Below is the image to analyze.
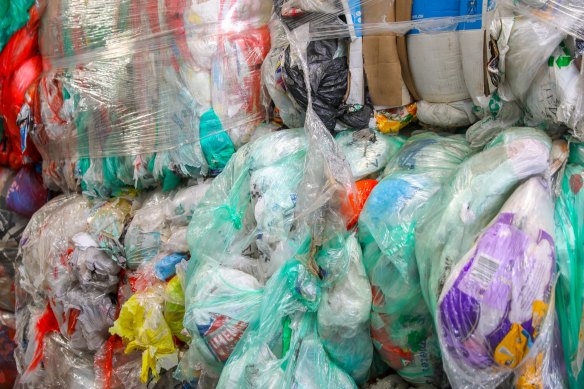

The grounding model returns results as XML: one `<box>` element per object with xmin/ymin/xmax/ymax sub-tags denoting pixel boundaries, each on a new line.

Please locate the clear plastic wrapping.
<box><xmin>32</xmin><ymin>0</ymin><xmax>271</xmax><ymax>193</ymax></box>
<box><xmin>499</xmin><ymin>0</ymin><xmax>584</xmax><ymax>41</ymax></box>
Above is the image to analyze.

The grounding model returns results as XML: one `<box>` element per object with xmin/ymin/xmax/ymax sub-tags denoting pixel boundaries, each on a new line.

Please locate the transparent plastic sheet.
<box><xmin>32</xmin><ymin>0</ymin><xmax>272</xmax><ymax>194</ymax></box>
<box><xmin>555</xmin><ymin>142</ymin><xmax>584</xmax><ymax>388</ymax></box>
<box><xmin>358</xmin><ymin>132</ymin><xmax>473</xmax><ymax>386</ymax></box>
<box><xmin>437</xmin><ymin>176</ymin><xmax>565</xmax><ymax>388</ymax></box>
<box><xmin>0</xmin><ymin>0</ymin><xmax>44</xmax><ymax>170</ymax></box>
<box><xmin>499</xmin><ymin>0</ymin><xmax>584</xmax><ymax>41</ymax></box>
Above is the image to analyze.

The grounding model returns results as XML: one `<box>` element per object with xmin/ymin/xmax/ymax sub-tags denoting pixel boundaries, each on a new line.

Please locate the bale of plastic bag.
<box><xmin>416</xmin><ymin>128</ymin><xmax>552</xmax><ymax>316</ymax></box>
<box><xmin>438</xmin><ymin>176</ymin><xmax>563</xmax><ymax>387</ymax></box>
<box><xmin>32</xmin><ymin>0</ymin><xmax>270</xmax><ymax>195</ymax></box>
<box><xmin>358</xmin><ymin>132</ymin><xmax>472</xmax><ymax>385</ymax></box>
<box><xmin>555</xmin><ymin>142</ymin><xmax>584</xmax><ymax>388</ymax></box>
<box><xmin>15</xmin><ymin>195</ymin><xmax>133</xmax><ymax>383</ymax></box>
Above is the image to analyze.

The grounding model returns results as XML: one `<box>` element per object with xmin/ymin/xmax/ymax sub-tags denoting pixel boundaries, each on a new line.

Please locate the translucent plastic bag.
<box><xmin>217</xmin><ymin>260</ymin><xmax>357</xmax><ymax>389</ymax></box>
<box><xmin>125</xmin><ymin>181</ymin><xmax>211</xmax><ymax>269</ymax></box>
<box><xmin>416</xmin><ymin>128</ymin><xmax>552</xmax><ymax>315</ymax></box>
<box><xmin>317</xmin><ymin>234</ymin><xmax>372</xmax><ymax>384</ymax></box>
<box><xmin>358</xmin><ymin>132</ymin><xmax>472</xmax><ymax>385</ymax></box>
<box><xmin>109</xmin><ymin>284</ymin><xmax>178</xmax><ymax>383</ymax></box>
<box><xmin>335</xmin><ymin>129</ymin><xmax>405</xmax><ymax>180</ymax></box>
<box><xmin>438</xmin><ymin>176</ymin><xmax>563</xmax><ymax>388</ymax></box>
<box><xmin>555</xmin><ymin>142</ymin><xmax>584</xmax><ymax>388</ymax></box>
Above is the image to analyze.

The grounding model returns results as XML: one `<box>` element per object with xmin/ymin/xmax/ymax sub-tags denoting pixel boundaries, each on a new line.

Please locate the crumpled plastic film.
<box><xmin>14</xmin><ymin>194</ymin><xmax>134</xmax><ymax>384</ymax></box>
<box><xmin>31</xmin><ymin>0</ymin><xmax>271</xmax><ymax>194</ymax></box>
<box><xmin>124</xmin><ymin>181</ymin><xmax>211</xmax><ymax>269</ymax></box>
<box><xmin>467</xmin><ymin>6</ymin><xmax>584</xmax><ymax>147</ymax></box>
<box><xmin>500</xmin><ymin>0</ymin><xmax>584</xmax><ymax>41</ymax></box>
<box><xmin>358</xmin><ymin>132</ymin><xmax>472</xmax><ymax>385</ymax></box>
<box><xmin>109</xmin><ymin>284</ymin><xmax>178</xmax><ymax>383</ymax></box>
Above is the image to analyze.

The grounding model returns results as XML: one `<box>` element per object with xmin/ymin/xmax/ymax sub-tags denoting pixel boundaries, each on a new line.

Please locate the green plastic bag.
<box><xmin>0</xmin><ymin>0</ymin><xmax>34</xmax><ymax>51</ymax></box>
<box><xmin>555</xmin><ymin>142</ymin><xmax>584</xmax><ymax>389</ymax></box>
<box><xmin>217</xmin><ymin>260</ymin><xmax>357</xmax><ymax>389</ymax></box>
<box><xmin>358</xmin><ymin>132</ymin><xmax>472</xmax><ymax>385</ymax></box>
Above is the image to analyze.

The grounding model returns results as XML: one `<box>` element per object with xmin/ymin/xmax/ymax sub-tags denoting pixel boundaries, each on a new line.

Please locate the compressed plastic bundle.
<box><xmin>416</xmin><ymin>128</ymin><xmax>552</xmax><ymax>315</ymax></box>
<box><xmin>406</xmin><ymin>0</ymin><xmax>493</xmax><ymax>128</ymax></box>
<box><xmin>358</xmin><ymin>132</ymin><xmax>472</xmax><ymax>385</ymax></box>
<box><xmin>0</xmin><ymin>0</ymin><xmax>43</xmax><ymax>170</ymax></box>
<box><xmin>32</xmin><ymin>0</ymin><xmax>271</xmax><ymax>195</ymax></box>
<box><xmin>555</xmin><ymin>142</ymin><xmax>584</xmax><ymax>388</ymax></box>
<box><xmin>14</xmin><ymin>196</ymin><xmax>131</xmax><ymax>383</ymax></box>
<box><xmin>181</xmin><ymin>103</ymin><xmax>374</xmax><ymax>386</ymax></box>
<box><xmin>438</xmin><ymin>174</ymin><xmax>565</xmax><ymax>387</ymax></box>
<box><xmin>467</xmin><ymin>8</ymin><xmax>584</xmax><ymax>147</ymax></box>
<box><xmin>264</xmin><ymin>2</ymin><xmax>374</xmax><ymax>133</ymax></box>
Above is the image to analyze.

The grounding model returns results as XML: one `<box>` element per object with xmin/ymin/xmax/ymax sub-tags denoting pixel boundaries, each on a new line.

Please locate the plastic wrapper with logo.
<box><xmin>32</xmin><ymin>0</ymin><xmax>271</xmax><ymax>195</ymax></box>
<box><xmin>416</xmin><ymin>128</ymin><xmax>552</xmax><ymax>317</ymax></box>
<box><xmin>358</xmin><ymin>132</ymin><xmax>472</xmax><ymax>385</ymax></box>
<box><xmin>438</xmin><ymin>176</ymin><xmax>564</xmax><ymax>388</ymax></box>
<box><xmin>555</xmin><ymin>142</ymin><xmax>584</xmax><ymax>388</ymax></box>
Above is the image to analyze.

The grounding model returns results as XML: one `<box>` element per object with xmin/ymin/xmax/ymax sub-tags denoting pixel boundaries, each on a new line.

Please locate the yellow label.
<box><xmin>494</xmin><ymin>323</ymin><xmax>528</xmax><ymax>368</ymax></box>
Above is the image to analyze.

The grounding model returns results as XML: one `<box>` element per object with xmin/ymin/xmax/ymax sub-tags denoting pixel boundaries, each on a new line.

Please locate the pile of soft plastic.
<box><xmin>6</xmin><ymin>0</ymin><xmax>584</xmax><ymax>388</ymax></box>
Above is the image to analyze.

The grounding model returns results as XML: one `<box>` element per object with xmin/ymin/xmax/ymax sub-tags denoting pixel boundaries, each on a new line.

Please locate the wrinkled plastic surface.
<box><xmin>359</xmin><ymin>132</ymin><xmax>472</xmax><ymax>385</ymax></box>
<box><xmin>0</xmin><ymin>1</ymin><xmax>43</xmax><ymax>169</ymax></box>
<box><xmin>438</xmin><ymin>176</ymin><xmax>562</xmax><ymax>388</ymax></box>
<box><xmin>500</xmin><ymin>0</ymin><xmax>584</xmax><ymax>41</ymax></box>
<box><xmin>416</xmin><ymin>128</ymin><xmax>552</xmax><ymax>316</ymax></box>
<box><xmin>33</xmin><ymin>0</ymin><xmax>271</xmax><ymax>193</ymax></box>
